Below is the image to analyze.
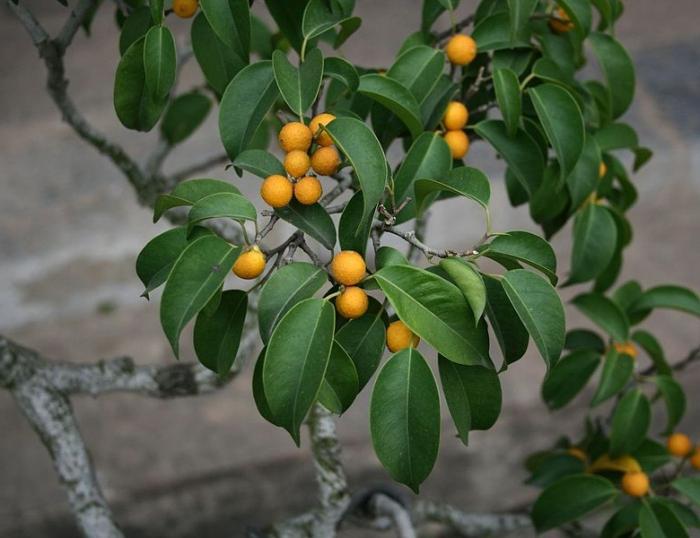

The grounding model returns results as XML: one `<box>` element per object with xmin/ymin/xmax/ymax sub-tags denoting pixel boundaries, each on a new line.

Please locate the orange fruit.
<box><xmin>260</xmin><ymin>175</ymin><xmax>293</xmax><ymax>208</ymax></box>
<box><xmin>443</xmin><ymin>130</ymin><xmax>470</xmax><ymax>159</ymax></box>
<box><xmin>172</xmin><ymin>0</ymin><xmax>198</xmax><ymax>18</ymax></box>
<box><xmin>294</xmin><ymin>176</ymin><xmax>323</xmax><ymax>205</ymax></box>
<box><xmin>443</xmin><ymin>101</ymin><xmax>469</xmax><ymax>130</ymax></box>
<box><xmin>621</xmin><ymin>471</ymin><xmax>649</xmax><ymax>497</ymax></box>
<box><xmin>278</xmin><ymin>122</ymin><xmax>313</xmax><ymax>152</ymax></box>
<box><xmin>232</xmin><ymin>246</ymin><xmax>266</xmax><ymax>279</ymax></box>
<box><xmin>386</xmin><ymin>321</ymin><xmax>420</xmax><ymax>352</ymax></box>
<box><xmin>330</xmin><ymin>251</ymin><xmax>366</xmax><ymax>286</ymax></box>
<box><xmin>335</xmin><ymin>287</ymin><xmax>369</xmax><ymax>319</ymax></box>
<box><xmin>444</xmin><ymin>34</ymin><xmax>478</xmax><ymax>66</ymax></box>
<box><xmin>667</xmin><ymin>433</ymin><xmax>693</xmax><ymax>457</ymax></box>
<box><xmin>309</xmin><ymin>113</ymin><xmax>336</xmax><ymax>147</ymax></box>
<box><xmin>311</xmin><ymin>146</ymin><xmax>340</xmax><ymax>176</ymax></box>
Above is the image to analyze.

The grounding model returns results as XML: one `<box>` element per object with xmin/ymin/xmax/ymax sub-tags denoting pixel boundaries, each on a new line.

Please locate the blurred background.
<box><xmin>1</xmin><ymin>0</ymin><xmax>699</xmax><ymax>536</ymax></box>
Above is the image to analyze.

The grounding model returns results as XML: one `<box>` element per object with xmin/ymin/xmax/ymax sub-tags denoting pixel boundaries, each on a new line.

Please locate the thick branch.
<box><xmin>412</xmin><ymin>500</ymin><xmax>532</xmax><ymax>536</ymax></box>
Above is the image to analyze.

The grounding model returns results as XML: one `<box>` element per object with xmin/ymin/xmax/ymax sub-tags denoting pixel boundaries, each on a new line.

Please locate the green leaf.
<box><xmin>492</xmin><ymin>49</ymin><xmax>534</xmax><ymax>76</ymax></box>
<box><xmin>566</xmin><ymin>135</ymin><xmax>602</xmax><ymax>210</ymax></box>
<box><xmin>250</xmin><ymin>14</ymin><xmax>273</xmax><ymax>58</ymax></box>
<box><xmin>634</xmin><ymin>439</ymin><xmax>672</xmax><ymax>474</ymax></box>
<box><xmin>160</xmin><ymin>91</ymin><xmax>212</xmax><ymax>145</ymax></box>
<box><xmin>370</xmin><ymin>348</ymin><xmax>440</xmax><ymax>493</ymax></box>
<box><xmin>557</xmin><ymin>0</ymin><xmax>593</xmax><ymax>38</ymax></box>
<box><xmin>501</xmin><ymin>269</ymin><xmax>565</xmax><ymax>369</ymax></box>
<box><xmin>567</xmin><ymin>203</ymin><xmax>617</xmax><ymax>285</ymax></box>
<box><xmin>588</xmin><ymin>32</ymin><xmax>635</xmax><ymax>119</ymax></box>
<box><xmin>483</xmin><ymin>275</ymin><xmax>530</xmax><ymax>365</ymax></box>
<box><xmin>264</xmin><ymin>0</ymin><xmax>306</xmax><ymax>52</ymax></box>
<box><xmin>324</xmin><ymin>56</ymin><xmax>359</xmax><ymax>91</ymax></box>
<box><xmin>572</xmin><ymin>292</ymin><xmax>629</xmax><ymax>342</ymax></box>
<box><xmin>414</xmin><ymin>166</ymin><xmax>490</xmax><ymax>217</ymax></box>
<box><xmin>439</xmin><ymin>259</ymin><xmax>486</xmax><ymax>325</ymax></box>
<box><xmin>672</xmin><ymin>478</ymin><xmax>700</xmax><ymax>507</ymax></box>
<box><xmin>493</xmin><ymin>68</ymin><xmax>521</xmax><ymax>136</ymax></box>
<box><xmin>542</xmin><ymin>350</ymin><xmax>600</xmax><ymax>409</ymax></box>
<box><xmin>258</xmin><ymin>262</ymin><xmax>327</xmax><ymax>343</ymax></box>
<box><xmin>187</xmin><ymin>192</ymin><xmax>257</xmax><ymax>233</ymax></box>
<box><xmin>219</xmin><ymin>61</ymin><xmax>279</xmax><ymax>160</ymax></box>
<box><xmin>263</xmin><ymin>298</ymin><xmax>335</xmax><ymax>444</ymax></box>
<box><xmin>481</xmin><ymin>231</ymin><xmax>557</xmax><ymax>285</ymax></box>
<box><xmin>654</xmin><ymin>376</ymin><xmax>686</xmax><ymax>435</ymax></box>
<box><xmin>565</xmin><ymin>328</ymin><xmax>606</xmax><ymax>353</ymax></box>
<box><xmin>153</xmin><ymin>179</ymin><xmax>240</xmax><ymax>222</ymax></box>
<box><xmin>473</xmin><ymin>12</ymin><xmax>527</xmax><ymax>50</ymax></box>
<box><xmin>199</xmin><ymin>0</ymin><xmax>250</xmax><ymax>63</ymax></box>
<box><xmin>595</xmin><ymin>122</ymin><xmax>639</xmax><ymax>151</ymax></box>
<box><xmin>528</xmin><ymin>454</ymin><xmax>587</xmax><ymax>489</ymax></box>
<box><xmin>591</xmin><ymin>348</ymin><xmax>634</xmax><ymax>406</ymax></box>
<box><xmin>610</xmin><ymin>389</ymin><xmax>651</xmax><ymax>457</ymax></box>
<box><xmin>532</xmin><ymin>474</ymin><xmax>618</xmax><ymax>532</ymax></box>
<box><xmin>334</xmin><ymin>16</ymin><xmax>361</xmax><ymax>48</ymax></box>
<box><xmin>252</xmin><ymin>347</ymin><xmax>281</xmax><ymax>426</ymax></box>
<box><xmin>507</xmin><ymin>0</ymin><xmax>537</xmax><ymax>41</ymax></box>
<box><xmin>119</xmin><ymin>7</ymin><xmax>152</xmax><ymax>56</ymax></box>
<box><xmin>375</xmin><ymin>246</ymin><xmax>408</xmax><ymax>270</ymax></box>
<box><xmin>232</xmin><ymin>149</ymin><xmax>285</xmax><ymax>178</ymax></box>
<box><xmin>143</xmin><ymin>26</ymin><xmax>176</xmax><ymax>101</ymax></box>
<box><xmin>302</xmin><ymin>0</ymin><xmax>354</xmax><ymax>40</ymax></box>
<box><xmin>272</xmin><ymin>48</ymin><xmax>324</xmax><ymax>116</ymax></box>
<box><xmin>373</xmin><ymin>265</ymin><xmax>491</xmax><ymax>367</ymax></box>
<box><xmin>325</xmin><ymin>117</ymin><xmax>387</xmax><ymax>228</ymax></box>
<box><xmin>473</xmin><ymin>120</ymin><xmax>543</xmax><ymax>194</ymax></box>
<box><xmin>632</xmin><ymin>330</ymin><xmax>671</xmax><ymax>375</ymax></box>
<box><xmin>149</xmin><ymin>0</ymin><xmax>164</xmax><ymax>24</ymax></box>
<box><xmin>640</xmin><ymin>498</ymin><xmax>689</xmax><ymax>538</ymax></box>
<box><xmin>438</xmin><ymin>357</ymin><xmax>501</xmax><ymax>445</ymax></box>
<box><xmin>386</xmin><ymin>45</ymin><xmax>446</xmax><ymax>106</ymax></box>
<box><xmin>193</xmin><ymin>290</ymin><xmax>247</xmax><ymax>375</ymax></box>
<box><xmin>160</xmin><ymin>235</ymin><xmax>241</xmax><ymax>357</ymax></box>
<box><xmin>318</xmin><ymin>342</ymin><xmax>359</xmax><ymax>414</ymax></box>
<box><xmin>393</xmin><ymin>132</ymin><xmax>452</xmax><ymax>221</ymax></box>
<box><xmin>528</xmin><ymin>83</ymin><xmax>585</xmax><ymax>179</ymax></box>
<box><xmin>629</xmin><ymin>285</ymin><xmax>700</xmax><ymax>317</ymax></box>
<box><xmin>358</xmin><ymin>74</ymin><xmax>423</xmax><ymax>139</ymax></box>
<box><xmin>335</xmin><ymin>301</ymin><xmax>386</xmax><ymax>389</ymax></box>
<box><xmin>275</xmin><ymin>201</ymin><xmax>336</xmax><ymax>250</ymax></box>
<box><xmin>338</xmin><ymin>191</ymin><xmax>372</xmax><ymax>257</ymax></box>
<box><xmin>114</xmin><ymin>37</ymin><xmax>167</xmax><ymax>132</ymax></box>
<box><xmin>191</xmin><ymin>12</ymin><xmax>245</xmax><ymax>96</ymax></box>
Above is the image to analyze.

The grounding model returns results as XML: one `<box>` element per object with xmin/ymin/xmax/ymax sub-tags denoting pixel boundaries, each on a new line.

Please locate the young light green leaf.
<box><xmin>232</xmin><ymin>149</ymin><xmax>285</xmax><ymax>178</ymax></box>
<box><xmin>501</xmin><ymin>269</ymin><xmax>565</xmax><ymax>369</ymax></box>
<box><xmin>373</xmin><ymin>265</ymin><xmax>491</xmax><ymax>367</ymax></box>
<box><xmin>358</xmin><ymin>74</ymin><xmax>423</xmax><ymax>139</ymax></box>
<box><xmin>160</xmin><ymin>235</ymin><xmax>241</xmax><ymax>357</ymax></box>
<box><xmin>335</xmin><ymin>301</ymin><xmax>386</xmax><ymax>389</ymax></box>
<box><xmin>317</xmin><ymin>342</ymin><xmax>359</xmax><ymax>414</ymax></box>
<box><xmin>161</xmin><ymin>91</ymin><xmax>211</xmax><ymax>145</ymax></box>
<box><xmin>591</xmin><ymin>349</ymin><xmax>634</xmax><ymax>406</ymax></box>
<box><xmin>481</xmin><ymin>231</ymin><xmax>557</xmax><ymax>285</ymax></box>
<box><xmin>370</xmin><ymin>348</ymin><xmax>440</xmax><ymax>493</ymax></box>
<box><xmin>263</xmin><ymin>298</ymin><xmax>335</xmax><ymax>444</ymax></box>
<box><xmin>272</xmin><ymin>47</ymin><xmax>324</xmax><ymax>116</ymax></box>
<box><xmin>187</xmin><ymin>192</ymin><xmax>257</xmax><ymax>233</ymax></box>
<box><xmin>200</xmin><ymin>0</ymin><xmax>250</xmax><ymax>63</ymax></box>
<box><xmin>528</xmin><ymin>83</ymin><xmax>584</xmax><ymax>179</ymax></box>
<box><xmin>654</xmin><ymin>376</ymin><xmax>686</xmax><ymax>435</ymax></box>
<box><xmin>483</xmin><ymin>275</ymin><xmax>530</xmax><ymax>365</ymax></box>
<box><xmin>143</xmin><ymin>26</ymin><xmax>176</xmax><ymax>101</ymax></box>
<box><xmin>588</xmin><ymin>32</ymin><xmax>635</xmax><ymax>120</ymax></box>
<box><xmin>153</xmin><ymin>179</ymin><xmax>240</xmax><ymax>222</ymax></box>
<box><xmin>542</xmin><ymin>350</ymin><xmax>600</xmax><ymax>410</ymax></box>
<box><xmin>414</xmin><ymin>166</ymin><xmax>490</xmax><ymax>217</ymax></box>
<box><xmin>572</xmin><ymin>292</ymin><xmax>630</xmax><ymax>342</ymax></box>
<box><xmin>610</xmin><ymin>389</ymin><xmax>651</xmax><ymax>457</ymax></box>
<box><xmin>567</xmin><ymin>203</ymin><xmax>617</xmax><ymax>285</ymax></box>
<box><xmin>219</xmin><ymin>61</ymin><xmax>279</xmax><ymax>160</ymax></box>
<box><xmin>493</xmin><ymin>68</ymin><xmax>521</xmax><ymax>136</ymax></box>
<box><xmin>439</xmin><ymin>258</ymin><xmax>486</xmax><ymax>325</ymax></box>
<box><xmin>258</xmin><ymin>262</ymin><xmax>327</xmax><ymax>343</ymax></box>
<box><xmin>193</xmin><ymin>289</ymin><xmax>247</xmax><ymax>376</ymax></box>
<box><xmin>275</xmin><ymin>200</ymin><xmax>336</xmax><ymax>250</ymax></box>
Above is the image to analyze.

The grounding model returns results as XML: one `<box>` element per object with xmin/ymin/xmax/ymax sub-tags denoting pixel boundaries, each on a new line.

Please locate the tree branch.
<box><xmin>412</xmin><ymin>500</ymin><xmax>532</xmax><ymax>536</ymax></box>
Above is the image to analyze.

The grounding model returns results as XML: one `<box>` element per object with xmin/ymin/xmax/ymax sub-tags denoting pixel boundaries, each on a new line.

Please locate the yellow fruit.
<box><xmin>599</xmin><ymin>161</ymin><xmax>608</xmax><ymax>178</ymax></box>
<box><xmin>667</xmin><ymin>433</ymin><xmax>693</xmax><ymax>457</ymax></box>
<box><xmin>567</xmin><ymin>447</ymin><xmax>587</xmax><ymax>462</ymax></box>
<box><xmin>443</xmin><ymin>101</ymin><xmax>469</xmax><ymax>130</ymax></box>
<box><xmin>690</xmin><ymin>449</ymin><xmax>700</xmax><ymax>470</ymax></box>
<box><xmin>613</xmin><ymin>341</ymin><xmax>637</xmax><ymax>358</ymax></box>
<box><xmin>443</xmin><ymin>130</ymin><xmax>470</xmax><ymax>159</ymax></box>
<box><xmin>386</xmin><ymin>321</ymin><xmax>420</xmax><ymax>352</ymax></box>
<box><xmin>311</xmin><ymin>146</ymin><xmax>340</xmax><ymax>176</ymax></box>
<box><xmin>261</xmin><ymin>174</ymin><xmax>293</xmax><ymax>208</ymax></box>
<box><xmin>444</xmin><ymin>34</ymin><xmax>478</xmax><ymax>66</ymax></box>
<box><xmin>284</xmin><ymin>150</ymin><xmax>311</xmax><ymax>178</ymax></box>
<box><xmin>172</xmin><ymin>0</ymin><xmax>198</xmax><ymax>18</ymax></box>
<box><xmin>278</xmin><ymin>122</ymin><xmax>313</xmax><ymax>152</ymax></box>
<box><xmin>335</xmin><ymin>287</ymin><xmax>369</xmax><ymax>319</ymax></box>
<box><xmin>549</xmin><ymin>7</ymin><xmax>574</xmax><ymax>33</ymax></box>
<box><xmin>232</xmin><ymin>246</ymin><xmax>266</xmax><ymax>279</ymax></box>
<box><xmin>589</xmin><ymin>454</ymin><xmax>641</xmax><ymax>474</ymax></box>
<box><xmin>330</xmin><ymin>250</ymin><xmax>366</xmax><ymax>286</ymax></box>
<box><xmin>621</xmin><ymin>471</ymin><xmax>649</xmax><ymax>497</ymax></box>
<box><xmin>294</xmin><ymin>176</ymin><xmax>323</xmax><ymax>205</ymax></box>
<box><xmin>309</xmin><ymin>113</ymin><xmax>336</xmax><ymax>147</ymax></box>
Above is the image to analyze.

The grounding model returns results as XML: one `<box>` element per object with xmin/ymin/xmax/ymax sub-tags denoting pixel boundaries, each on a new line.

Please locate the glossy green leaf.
<box><xmin>591</xmin><ymin>349</ymin><xmax>634</xmax><ymax>406</ymax></box>
<box><xmin>629</xmin><ymin>285</ymin><xmax>700</xmax><ymax>317</ymax></box>
<box><xmin>335</xmin><ymin>301</ymin><xmax>386</xmax><ymax>389</ymax></box>
<box><xmin>187</xmin><ymin>192</ymin><xmax>257</xmax><ymax>233</ymax></box>
<box><xmin>160</xmin><ymin>235</ymin><xmax>241</xmax><ymax>357</ymax></box>
<box><xmin>542</xmin><ymin>350</ymin><xmax>600</xmax><ymax>409</ymax></box>
<box><xmin>481</xmin><ymin>231</ymin><xmax>557</xmax><ymax>285</ymax></box>
<box><xmin>264</xmin><ymin>0</ymin><xmax>306</xmax><ymax>52</ymax></box>
<box><xmin>654</xmin><ymin>376</ymin><xmax>686</xmax><ymax>435</ymax></box>
<box><xmin>153</xmin><ymin>179</ymin><xmax>240</xmax><ymax>222</ymax></box>
<box><xmin>323</xmin><ymin>56</ymin><xmax>359</xmax><ymax>91</ymax></box>
<box><xmin>338</xmin><ymin>191</ymin><xmax>371</xmax><ymax>257</ymax></box>
<box><xmin>375</xmin><ymin>246</ymin><xmax>408</xmax><ymax>270</ymax></box>
<box><xmin>557</xmin><ymin>0</ymin><xmax>593</xmax><ymax>37</ymax></box>
<box><xmin>589</xmin><ymin>32</ymin><xmax>635</xmax><ymax>119</ymax></box>
<box><xmin>529</xmin><ymin>83</ymin><xmax>584</xmax><ymax>179</ymax></box>
<box><xmin>439</xmin><ymin>258</ymin><xmax>486</xmax><ymax>325</ymax></box>
<box><xmin>438</xmin><ymin>357</ymin><xmax>501</xmax><ymax>445</ymax></box>
<box><xmin>232</xmin><ymin>149</ymin><xmax>285</xmax><ymax>178</ymax></box>
<box><xmin>414</xmin><ymin>166</ymin><xmax>490</xmax><ymax>217</ymax></box>
<box><xmin>118</xmin><ymin>7</ymin><xmax>152</xmax><ymax>56</ymax></box>
<box><xmin>493</xmin><ymin>68</ymin><xmax>521</xmax><ymax>136</ymax></box>
<box><xmin>252</xmin><ymin>347</ymin><xmax>281</xmax><ymax>425</ymax></box>
<box><xmin>263</xmin><ymin>298</ymin><xmax>335</xmax><ymax>443</ymax></box>
<box><xmin>610</xmin><ymin>389</ymin><xmax>651</xmax><ymax>457</ymax></box>
<box><xmin>114</xmin><ymin>37</ymin><xmax>167</xmax><ymax>132</ymax></box>
<box><xmin>507</xmin><ymin>0</ymin><xmax>537</xmax><ymax>41</ymax></box>
<box><xmin>258</xmin><ymin>262</ymin><xmax>327</xmax><ymax>343</ymax></box>
<box><xmin>161</xmin><ymin>91</ymin><xmax>211</xmax><ymax>145</ymax></box>
<box><xmin>358</xmin><ymin>74</ymin><xmax>423</xmax><ymax>139</ymax></box>
<box><xmin>318</xmin><ymin>342</ymin><xmax>359</xmax><ymax>414</ymax></box>
<box><xmin>272</xmin><ymin>48</ymin><xmax>324</xmax><ymax>116</ymax></box>
<box><xmin>200</xmin><ymin>0</ymin><xmax>250</xmax><ymax>62</ymax></box>
<box><xmin>373</xmin><ymin>265</ymin><xmax>491</xmax><ymax>367</ymax></box>
<box><xmin>334</xmin><ymin>16</ymin><xmax>362</xmax><ymax>48</ymax></box>
<box><xmin>566</xmin><ymin>135</ymin><xmax>602</xmax><ymax>210</ymax></box>
<box><xmin>370</xmin><ymin>348</ymin><xmax>440</xmax><ymax>493</ymax></box>
<box><xmin>565</xmin><ymin>328</ymin><xmax>606</xmax><ymax>353</ymax></box>
<box><xmin>572</xmin><ymin>292</ymin><xmax>630</xmax><ymax>342</ymax></box>
<box><xmin>219</xmin><ymin>61</ymin><xmax>279</xmax><ymax>160</ymax></box>
<box><xmin>595</xmin><ymin>122</ymin><xmax>639</xmax><ymax>151</ymax></box>
<box><xmin>567</xmin><ymin>203</ymin><xmax>617</xmax><ymax>285</ymax></box>
<box><xmin>532</xmin><ymin>474</ymin><xmax>618</xmax><ymax>532</ymax></box>
<box><xmin>672</xmin><ymin>478</ymin><xmax>700</xmax><ymax>507</ymax></box>
<box><xmin>639</xmin><ymin>498</ymin><xmax>689</xmax><ymax>538</ymax></box>
<box><xmin>501</xmin><ymin>269</ymin><xmax>565</xmax><ymax>369</ymax></box>
<box><xmin>302</xmin><ymin>0</ymin><xmax>354</xmax><ymax>40</ymax></box>
<box><xmin>473</xmin><ymin>12</ymin><xmax>527</xmax><ymax>50</ymax></box>
<box><xmin>387</xmin><ymin>45</ymin><xmax>446</xmax><ymax>106</ymax></box>
<box><xmin>143</xmin><ymin>26</ymin><xmax>176</xmax><ymax>101</ymax></box>
<box><xmin>483</xmin><ymin>275</ymin><xmax>530</xmax><ymax>365</ymax></box>
<box><xmin>473</xmin><ymin>120</ymin><xmax>543</xmax><ymax>194</ymax></box>
<box><xmin>325</xmin><ymin>117</ymin><xmax>387</xmax><ymax>228</ymax></box>
<box><xmin>193</xmin><ymin>290</ymin><xmax>247</xmax><ymax>375</ymax></box>
<box><xmin>632</xmin><ymin>330</ymin><xmax>671</xmax><ymax>375</ymax></box>
<box><xmin>275</xmin><ymin>200</ymin><xmax>336</xmax><ymax>250</ymax></box>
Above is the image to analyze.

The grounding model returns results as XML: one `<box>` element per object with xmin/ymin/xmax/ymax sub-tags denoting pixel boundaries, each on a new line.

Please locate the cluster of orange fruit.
<box><xmin>260</xmin><ymin>114</ymin><xmax>340</xmax><ymax>209</ymax></box>
<box><xmin>566</xmin><ymin>432</ymin><xmax>700</xmax><ymax>498</ymax></box>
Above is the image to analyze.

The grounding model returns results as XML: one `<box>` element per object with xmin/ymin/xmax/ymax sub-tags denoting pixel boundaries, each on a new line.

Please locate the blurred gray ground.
<box><xmin>1</xmin><ymin>1</ymin><xmax>699</xmax><ymax>536</ymax></box>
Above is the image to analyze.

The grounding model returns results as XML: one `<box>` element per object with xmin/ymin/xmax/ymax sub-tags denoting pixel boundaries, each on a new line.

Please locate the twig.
<box><xmin>436</xmin><ymin>14</ymin><xmax>476</xmax><ymax>42</ymax></box>
<box><xmin>641</xmin><ymin>345</ymin><xmax>700</xmax><ymax>376</ymax></box>
<box><xmin>56</xmin><ymin>0</ymin><xmax>95</xmax><ymax>50</ymax></box>
<box><xmin>170</xmin><ymin>153</ymin><xmax>230</xmax><ymax>184</ymax></box>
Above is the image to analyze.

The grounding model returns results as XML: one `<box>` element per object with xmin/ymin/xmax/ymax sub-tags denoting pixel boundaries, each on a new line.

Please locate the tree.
<box><xmin>4</xmin><ymin>0</ymin><xmax>700</xmax><ymax>536</ymax></box>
